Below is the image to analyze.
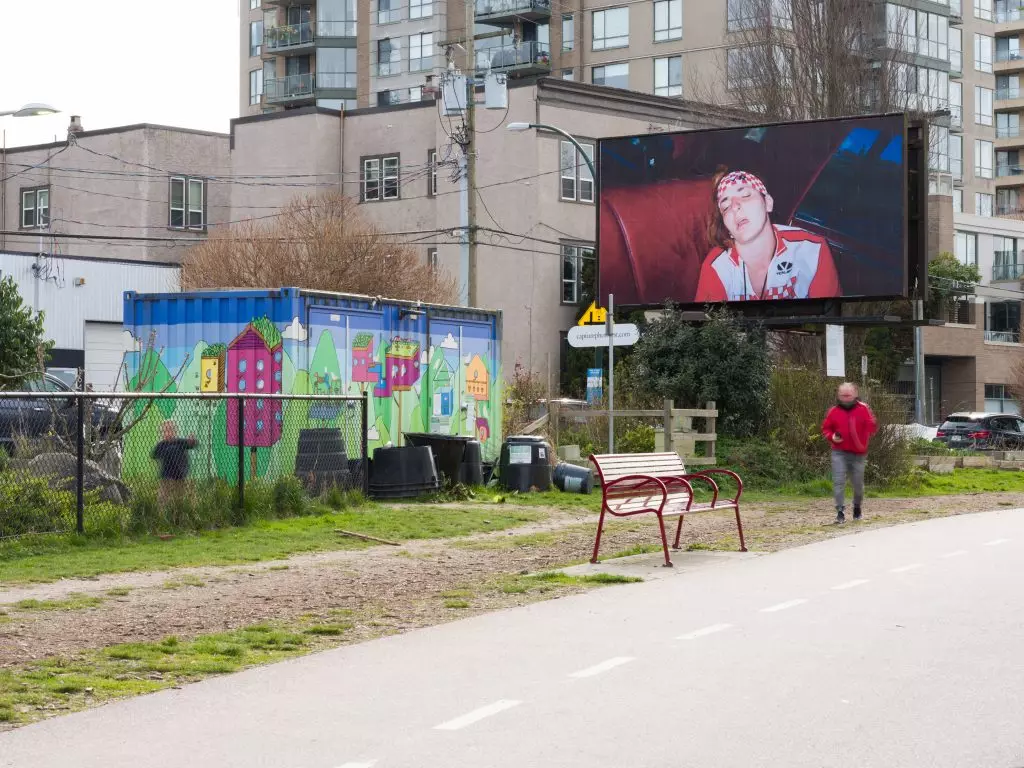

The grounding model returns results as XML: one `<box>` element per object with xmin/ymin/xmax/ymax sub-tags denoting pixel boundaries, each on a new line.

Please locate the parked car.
<box><xmin>0</xmin><ymin>375</ymin><xmax>119</xmax><ymax>455</ymax></box>
<box><xmin>934</xmin><ymin>412</ymin><xmax>1024</xmax><ymax>450</ymax></box>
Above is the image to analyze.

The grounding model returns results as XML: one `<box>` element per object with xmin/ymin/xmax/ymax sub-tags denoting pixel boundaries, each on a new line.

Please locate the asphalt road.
<box><xmin>3</xmin><ymin>509</ymin><xmax>1024</xmax><ymax>768</ymax></box>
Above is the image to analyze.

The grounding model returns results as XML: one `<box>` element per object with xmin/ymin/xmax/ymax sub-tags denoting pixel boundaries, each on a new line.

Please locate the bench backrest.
<box><xmin>589</xmin><ymin>453</ymin><xmax>687</xmax><ymax>486</ymax></box>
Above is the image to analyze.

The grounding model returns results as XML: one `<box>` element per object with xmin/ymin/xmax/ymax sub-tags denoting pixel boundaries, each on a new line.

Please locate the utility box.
<box><xmin>484</xmin><ymin>73</ymin><xmax>508</xmax><ymax>109</ymax></box>
<box><xmin>442</xmin><ymin>73</ymin><xmax>469</xmax><ymax>115</ymax></box>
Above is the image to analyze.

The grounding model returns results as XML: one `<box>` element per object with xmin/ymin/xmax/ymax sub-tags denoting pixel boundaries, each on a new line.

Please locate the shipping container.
<box><xmin>122</xmin><ymin>287</ymin><xmax>504</xmax><ymax>465</ymax></box>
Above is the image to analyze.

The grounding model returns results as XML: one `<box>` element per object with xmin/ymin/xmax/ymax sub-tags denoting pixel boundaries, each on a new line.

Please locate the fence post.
<box><xmin>237</xmin><ymin>396</ymin><xmax>245</xmax><ymax>511</ymax></box>
<box><xmin>549</xmin><ymin>399</ymin><xmax>561</xmax><ymax>449</ymax></box>
<box><xmin>706</xmin><ymin>400</ymin><xmax>717</xmax><ymax>464</ymax></box>
<box><xmin>76</xmin><ymin>395</ymin><xmax>85</xmax><ymax>535</ymax></box>
<box><xmin>361</xmin><ymin>392</ymin><xmax>370</xmax><ymax>495</ymax></box>
<box><xmin>663</xmin><ymin>399</ymin><xmax>674</xmax><ymax>455</ymax></box>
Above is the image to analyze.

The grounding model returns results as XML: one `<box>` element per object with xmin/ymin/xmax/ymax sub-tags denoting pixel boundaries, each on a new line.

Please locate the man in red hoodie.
<box><xmin>821</xmin><ymin>382</ymin><xmax>878</xmax><ymax>523</ymax></box>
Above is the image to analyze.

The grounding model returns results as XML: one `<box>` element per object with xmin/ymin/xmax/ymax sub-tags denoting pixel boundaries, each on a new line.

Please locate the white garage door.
<box><xmin>84</xmin><ymin>322</ymin><xmax>126</xmax><ymax>391</ymax></box>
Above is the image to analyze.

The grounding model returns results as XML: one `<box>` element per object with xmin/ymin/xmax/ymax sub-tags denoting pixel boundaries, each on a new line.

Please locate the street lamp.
<box><xmin>0</xmin><ymin>103</ymin><xmax>60</xmax><ymax>118</ymax></box>
<box><xmin>1</xmin><ymin>103</ymin><xmax>61</xmax><ymax>250</ymax></box>
<box><xmin>507</xmin><ymin>121</ymin><xmax>596</xmax><ymax>178</ymax></box>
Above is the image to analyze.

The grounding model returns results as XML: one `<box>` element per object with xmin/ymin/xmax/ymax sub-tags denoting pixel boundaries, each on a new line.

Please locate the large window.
<box><xmin>930</xmin><ymin>125</ymin><xmax>950</xmax><ymax>173</ymax></box>
<box><xmin>559</xmin><ymin>139</ymin><xmax>595</xmax><ymax>203</ymax></box>
<box><xmin>976</xmin><ymin>0</ymin><xmax>994</xmax><ymax>19</ymax></box>
<box><xmin>560</xmin><ymin>244</ymin><xmax>593</xmax><ymax>304</ymax></box>
<box><xmin>950</xmin><ymin>26</ymin><xmax>962</xmax><ymax>73</ymax></box>
<box><xmin>976</xmin><ymin>192</ymin><xmax>994</xmax><ymax>217</ymax></box>
<box><xmin>654</xmin><ymin>0</ymin><xmax>682</xmax><ymax>41</ymax></box>
<box><xmin>994</xmin><ymin>237</ymin><xmax>1023</xmax><ymax>280</ymax></box>
<box><xmin>409</xmin><ymin>32</ymin><xmax>433</xmax><ymax>72</ymax></box>
<box><xmin>976</xmin><ymin>139</ymin><xmax>994</xmax><ymax>179</ymax></box>
<box><xmin>997</xmin><ymin>35</ymin><xmax>1021</xmax><ymax>62</ymax></box>
<box><xmin>318</xmin><ymin>0</ymin><xmax>357</xmax><ymax>37</ymax></box>
<box><xmin>975</xmin><ymin>86</ymin><xmax>993</xmax><ymax>126</ymax></box>
<box><xmin>984</xmin><ymin>384</ymin><xmax>1020</xmax><ymax>413</ymax></box>
<box><xmin>955</xmin><ymin>230</ymin><xmax>978</xmax><ymax>266</ymax></box>
<box><xmin>20</xmin><ymin>187</ymin><xmax>49</xmax><ymax>229</ymax></box>
<box><xmin>654</xmin><ymin>56</ymin><xmax>682</xmax><ymax>96</ymax></box>
<box><xmin>986</xmin><ymin>302</ymin><xmax>1021</xmax><ymax>343</ymax></box>
<box><xmin>998</xmin><ymin>74</ymin><xmax>1021</xmax><ymax>100</ymax></box>
<box><xmin>562</xmin><ymin>14</ymin><xmax>574</xmax><ymax>50</ymax></box>
<box><xmin>410</xmin><ymin>0</ymin><xmax>432</xmax><ymax>19</ymax></box>
<box><xmin>951</xmin><ymin>133</ymin><xmax>963</xmax><ymax>179</ymax></box>
<box><xmin>592</xmin><ymin>62</ymin><xmax>629</xmax><ymax>89</ymax></box>
<box><xmin>975</xmin><ymin>33</ymin><xmax>993</xmax><ymax>72</ymax></box>
<box><xmin>376</xmin><ymin>38</ymin><xmax>400</xmax><ymax>76</ymax></box>
<box><xmin>894</xmin><ymin>63</ymin><xmax>948</xmax><ymax>113</ymax></box>
<box><xmin>249</xmin><ymin>69</ymin><xmax>264</xmax><ymax>105</ymax></box>
<box><xmin>316</xmin><ymin>48</ymin><xmax>357</xmax><ymax>89</ymax></box>
<box><xmin>727</xmin><ymin>0</ymin><xmax>792</xmax><ymax>30</ymax></box>
<box><xmin>377</xmin><ymin>0</ymin><xmax>400</xmax><ymax>24</ymax></box>
<box><xmin>250</xmin><ymin>20</ymin><xmax>263</xmax><ymax>56</ymax></box>
<box><xmin>953</xmin><ymin>189</ymin><xmax>963</xmax><ymax>214</ymax></box>
<box><xmin>592</xmin><ymin>7</ymin><xmax>629</xmax><ymax>50</ymax></box>
<box><xmin>362</xmin><ymin>156</ymin><xmax>400</xmax><ymax>201</ymax></box>
<box><xmin>950</xmin><ymin>81</ymin><xmax>962</xmax><ymax>127</ymax></box>
<box><xmin>886</xmin><ymin>5</ymin><xmax>948</xmax><ymax>60</ymax></box>
<box><xmin>169</xmin><ymin>177</ymin><xmax>204</xmax><ymax>230</ymax></box>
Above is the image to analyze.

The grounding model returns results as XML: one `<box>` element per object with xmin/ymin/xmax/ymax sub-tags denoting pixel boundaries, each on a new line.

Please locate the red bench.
<box><xmin>589</xmin><ymin>452</ymin><xmax>747</xmax><ymax>567</ymax></box>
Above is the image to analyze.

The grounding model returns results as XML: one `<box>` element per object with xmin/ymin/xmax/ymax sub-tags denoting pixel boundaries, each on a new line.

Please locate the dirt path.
<box><xmin>2</xmin><ymin>492</ymin><xmax>1022</xmax><ymax>667</ymax></box>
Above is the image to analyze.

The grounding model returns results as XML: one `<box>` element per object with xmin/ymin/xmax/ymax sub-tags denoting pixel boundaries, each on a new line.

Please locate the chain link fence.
<box><xmin>0</xmin><ymin>392</ymin><xmax>367</xmax><ymax>539</ymax></box>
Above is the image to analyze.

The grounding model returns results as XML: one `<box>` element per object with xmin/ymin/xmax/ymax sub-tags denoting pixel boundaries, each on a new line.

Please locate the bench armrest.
<box><xmin>680</xmin><ymin>473</ymin><xmax>719</xmax><ymax>506</ymax></box>
<box><xmin>692</xmin><ymin>469</ymin><xmax>743</xmax><ymax>503</ymax></box>
<box><xmin>601</xmin><ymin>475</ymin><xmax>668</xmax><ymax>515</ymax></box>
<box><xmin>661</xmin><ymin>475</ymin><xmax>697</xmax><ymax>507</ymax></box>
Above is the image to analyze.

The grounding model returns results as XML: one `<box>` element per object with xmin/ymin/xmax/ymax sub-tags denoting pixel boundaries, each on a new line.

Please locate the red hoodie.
<box><xmin>821</xmin><ymin>401</ymin><xmax>878</xmax><ymax>455</ymax></box>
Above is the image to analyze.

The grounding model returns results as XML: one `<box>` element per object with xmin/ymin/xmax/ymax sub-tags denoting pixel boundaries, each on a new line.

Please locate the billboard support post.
<box><xmin>914</xmin><ymin>299</ymin><xmax>925</xmax><ymax>424</ymax></box>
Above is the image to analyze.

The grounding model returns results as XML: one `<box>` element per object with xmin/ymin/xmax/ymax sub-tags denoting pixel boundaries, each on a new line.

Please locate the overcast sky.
<box><xmin>0</xmin><ymin>0</ymin><xmax>238</xmax><ymax>148</ymax></box>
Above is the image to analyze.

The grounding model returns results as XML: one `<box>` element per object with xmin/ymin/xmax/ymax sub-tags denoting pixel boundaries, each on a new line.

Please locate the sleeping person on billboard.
<box><xmin>694</xmin><ymin>169</ymin><xmax>841</xmax><ymax>302</ymax></box>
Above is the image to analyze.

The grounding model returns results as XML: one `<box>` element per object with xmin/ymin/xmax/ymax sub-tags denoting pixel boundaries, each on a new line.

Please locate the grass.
<box><xmin>105</xmin><ymin>588</ymin><xmax>132</xmax><ymax>597</ymax></box>
<box><xmin>496</xmin><ymin>570</ymin><xmax>642</xmax><ymax>595</ymax></box>
<box><xmin>443</xmin><ymin>599</ymin><xmax>471</xmax><ymax>609</ymax></box>
<box><xmin>9</xmin><ymin>594</ymin><xmax>103</xmax><ymax>612</ymax></box>
<box><xmin>0</xmin><ymin>505</ymin><xmax>546</xmax><ymax>585</ymax></box>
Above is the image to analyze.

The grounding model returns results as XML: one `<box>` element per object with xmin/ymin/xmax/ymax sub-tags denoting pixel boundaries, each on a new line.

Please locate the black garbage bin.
<box><xmin>403</xmin><ymin>432</ymin><xmax>472</xmax><ymax>484</ymax></box>
<box><xmin>499</xmin><ymin>435</ymin><xmax>552</xmax><ymax>492</ymax></box>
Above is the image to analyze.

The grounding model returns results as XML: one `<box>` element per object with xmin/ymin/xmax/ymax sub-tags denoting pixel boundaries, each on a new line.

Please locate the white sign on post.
<box><xmin>826</xmin><ymin>325</ymin><xmax>845</xmax><ymax>378</ymax></box>
<box><xmin>567</xmin><ymin>324</ymin><xmax>640</xmax><ymax>348</ymax></box>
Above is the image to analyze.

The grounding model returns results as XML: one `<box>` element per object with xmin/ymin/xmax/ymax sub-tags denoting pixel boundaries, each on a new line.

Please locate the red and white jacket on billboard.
<box><xmin>694</xmin><ymin>225</ymin><xmax>841</xmax><ymax>302</ymax></box>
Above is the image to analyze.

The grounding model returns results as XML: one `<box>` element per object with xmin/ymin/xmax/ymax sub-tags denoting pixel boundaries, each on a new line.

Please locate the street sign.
<box><xmin>576</xmin><ymin>301</ymin><xmax>607</xmax><ymax>326</ymax></box>
<box><xmin>567</xmin><ymin>323</ymin><xmax>640</xmax><ymax>348</ymax></box>
<box><xmin>586</xmin><ymin>368</ymin><xmax>603</xmax><ymax>404</ymax></box>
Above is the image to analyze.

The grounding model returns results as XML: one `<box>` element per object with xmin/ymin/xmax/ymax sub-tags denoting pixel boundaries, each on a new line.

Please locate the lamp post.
<box><xmin>507</xmin><ymin>121</ymin><xmax>596</xmax><ymax>178</ymax></box>
<box><xmin>1</xmin><ymin>103</ymin><xmax>61</xmax><ymax>252</ymax></box>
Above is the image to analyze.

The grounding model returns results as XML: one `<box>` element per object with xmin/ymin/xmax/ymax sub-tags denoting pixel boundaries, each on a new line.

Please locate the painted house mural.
<box><xmin>121</xmin><ymin>288</ymin><xmax>503</xmax><ymax>484</ymax></box>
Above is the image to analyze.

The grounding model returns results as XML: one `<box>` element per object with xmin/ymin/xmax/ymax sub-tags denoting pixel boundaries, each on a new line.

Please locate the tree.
<box><xmin>926</xmin><ymin>251</ymin><xmax>981</xmax><ymax>322</ymax></box>
<box><xmin>628</xmin><ymin>307</ymin><xmax>770</xmax><ymax>437</ymax></box>
<box><xmin>181</xmin><ymin>192</ymin><xmax>458</xmax><ymax>304</ymax></box>
<box><xmin>0</xmin><ymin>275</ymin><xmax>51</xmax><ymax>390</ymax></box>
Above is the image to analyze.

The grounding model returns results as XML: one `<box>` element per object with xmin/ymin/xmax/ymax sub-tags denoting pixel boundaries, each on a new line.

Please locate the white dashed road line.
<box><xmin>984</xmin><ymin>538</ymin><xmax>1011</xmax><ymax>547</ymax></box>
<box><xmin>940</xmin><ymin>550</ymin><xmax>969</xmax><ymax>559</ymax></box>
<box><xmin>434</xmin><ymin>700</ymin><xmax>522</xmax><ymax>731</ymax></box>
<box><xmin>890</xmin><ymin>563</ymin><xmax>923</xmax><ymax>573</ymax></box>
<box><xmin>676</xmin><ymin>623</ymin><xmax>734</xmax><ymax>641</ymax></box>
<box><xmin>832</xmin><ymin>579</ymin><xmax>870</xmax><ymax>591</ymax></box>
<box><xmin>760</xmin><ymin>599</ymin><xmax>808</xmax><ymax>613</ymax></box>
<box><xmin>569</xmin><ymin>657</ymin><xmax>635</xmax><ymax>679</ymax></box>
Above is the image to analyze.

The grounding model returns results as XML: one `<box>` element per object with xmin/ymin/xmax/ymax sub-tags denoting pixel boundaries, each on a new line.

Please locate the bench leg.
<box><xmin>656</xmin><ymin>514</ymin><xmax>673</xmax><ymax>567</ymax></box>
<box><xmin>672</xmin><ymin>514</ymin><xmax>686</xmax><ymax>550</ymax></box>
<box><xmin>735</xmin><ymin>504</ymin><xmax>748</xmax><ymax>553</ymax></box>
<box><xmin>590</xmin><ymin>508</ymin><xmax>607</xmax><ymax>564</ymax></box>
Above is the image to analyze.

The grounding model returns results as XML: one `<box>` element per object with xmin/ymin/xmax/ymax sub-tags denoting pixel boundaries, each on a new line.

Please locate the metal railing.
<box><xmin>265</xmin><ymin>22</ymin><xmax>315</xmax><ymax>51</ymax></box>
<box><xmin>475</xmin><ymin>0</ymin><xmax>551</xmax><ymax>16</ymax></box>
<box><xmin>993</xmin><ymin>262</ymin><xmax>1024</xmax><ymax>280</ymax></box>
<box><xmin>997</xmin><ymin>86</ymin><xmax>1021</xmax><ymax>100</ymax></box>
<box><xmin>476</xmin><ymin>41</ymin><xmax>550</xmax><ymax>71</ymax></box>
<box><xmin>996</xmin><ymin>7</ymin><xmax>1024</xmax><ymax>22</ymax></box>
<box><xmin>0</xmin><ymin>392</ymin><xmax>368</xmax><ymax>538</ymax></box>
<box><xmin>997</xmin><ymin>164</ymin><xmax>1024</xmax><ymax>177</ymax></box>
<box><xmin>997</xmin><ymin>125</ymin><xmax>1021</xmax><ymax>138</ymax></box>
<box><xmin>265</xmin><ymin>73</ymin><xmax>315</xmax><ymax>102</ymax></box>
<box><xmin>997</xmin><ymin>204</ymin><xmax>1024</xmax><ymax>215</ymax></box>
<box><xmin>985</xmin><ymin>330</ymin><xmax>1021</xmax><ymax>343</ymax></box>
<box><xmin>997</xmin><ymin>50</ymin><xmax>1024</xmax><ymax>63</ymax></box>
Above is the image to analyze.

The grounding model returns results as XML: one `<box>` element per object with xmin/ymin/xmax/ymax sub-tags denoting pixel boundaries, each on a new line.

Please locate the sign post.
<box><xmin>607</xmin><ymin>294</ymin><xmax>615</xmax><ymax>452</ymax></box>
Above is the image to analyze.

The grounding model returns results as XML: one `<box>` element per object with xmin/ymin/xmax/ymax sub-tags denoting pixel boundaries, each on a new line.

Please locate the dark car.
<box><xmin>935</xmin><ymin>412</ymin><xmax>1024</xmax><ymax>450</ymax></box>
<box><xmin>0</xmin><ymin>375</ymin><xmax>119</xmax><ymax>455</ymax></box>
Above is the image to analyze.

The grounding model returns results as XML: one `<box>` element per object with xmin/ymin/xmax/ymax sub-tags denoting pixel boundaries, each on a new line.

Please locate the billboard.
<box><xmin>598</xmin><ymin>114</ymin><xmax>908</xmax><ymax>307</ymax></box>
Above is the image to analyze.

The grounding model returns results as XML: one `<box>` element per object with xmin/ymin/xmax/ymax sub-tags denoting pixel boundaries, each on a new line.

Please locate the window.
<box><xmin>976</xmin><ymin>139</ymin><xmax>994</xmax><ymax>178</ymax></box>
<box><xmin>377</xmin><ymin>38</ymin><xmax>400</xmax><ymax>76</ymax></box>
<box><xmin>377</xmin><ymin>0</ymin><xmax>399</xmax><ymax>23</ymax></box>
<box><xmin>249</xmin><ymin>69</ymin><xmax>264</xmax><ymax>105</ymax></box>
<box><xmin>654</xmin><ymin>0</ymin><xmax>682</xmax><ymax>41</ymax></box>
<box><xmin>931</xmin><ymin>125</ymin><xmax>949</xmax><ymax>173</ymax></box>
<box><xmin>409</xmin><ymin>86</ymin><xmax>422</xmax><ymax>102</ymax></box>
<box><xmin>427</xmin><ymin>249</ymin><xmax>439</xmax><ymax>273</ymax></box>
<box><xmin>318</xmin><ymin>0</ymin><xmax>357</xmax><ymax>37</ymax></box>
<box><xmin>592</xmin><ymin>62</ymin><xmax>629</xmax><ymax>89</ymax></box>
<box><xmin>950</xmin><ymin>26</ymin><xmax>962</xmax><ymax>72</ymax></box>
<box><xmin>250</xmin><ymin>21</ymin><xmax>263</xmax><ymax>56</ymax></box>
<box><xmin>984</xmin><ymin>384</ymin><xmax>1020</xmax><ymax>413</ymax></box>
<box><xmin>362</xmin><ymin>155</ymin><xmax>400</xmax><ymax>202</ymax></box>
<box><xmin>994</xmin><ymin>236</ymin><xmax>1023</xmax><ymax>280</ymax></box>
<box><xmin>894</xmin><ymin>63</ymin><xmax>948</xmax><ymax>112</ymax></box>
<box><xmin>975</xmin><ymin>86</ymin><xmax>993</xmax><ymax>126</ymax></box>
<box><xmin>998</xmin><ymin>74</ymin><xmax>1021</xmax><ymax>100</ymax></box>
<box><xmin>20</xmin><ymin>187</ymin><xmax>49</xmax><ymax>229</ymax></box>
<box><xmin>410</xmin><ymin>0</ymin><xmax>432</xmax><ymax>19</ymax></box>
<box><xmin>998</xmin><ymin>149</ymin><xmax>1019</xmax><ymax>177</ymax></box>
<box><xmin>428</xmin><ymin>149</ymin><xmax>438</xmax><ymax>197</ymax></box>
<box><xmin>975</xmin><ymin>33</ymin><xmax>993</xmax><ymax>72</ymax></box>
<box><xmin>559</xmin><ymin>139</ymin><xmax>595</xmax><ymax>203</ymax></box>
<box><xmin>728</xmin><ymin>45</ymin><xmax>790</xmax><ymax>90</ymax></box>
<box><xmin>169</xmin><ymin>177</ymin><xmax>205</xmax><ymax>230</ymax></box>
<box><xmin>316</xmin><ymin>47</ymin><xmax>357</xmax><ymax>89</ymax></box>
<box><xmin>950</xmin><ymin>81</ymin><xmax>962</xmax><ymax>127</ymax></box>
<box><xmin>976</xmin><ymin>192</ymin><xmax>994</xmax><ymax>217</ymax></box>
<box><xmin>986</xmin><ymin>302</ymin><xmax>1022</xmax><ymax>343</ymax></box>
<box><xmin>951</xmin><ymin>133</ymin><xmax>963</xmax><ymax>179</ymax></box>
<box><xmin>562</xmin><ymin>14</ymin><xmax>574</xmax><ymax>50</ymax></box>
<box><xmin>955</xmin><ymin>230</ymin><xmax>978</xmax><ymax>266</ymax></box>
<box><xmin>561</xmin><ymin>245</ymin><xmax>593</xmax><ymax>303</ymax></box>
<box><xmin>976</xmin><ymin>0</ymin><xmax>994</xmax><ymax>19</ymax></box>
<box><xmin>251</xmin><ymin>0</ymin><xmax>261</xmax><ymax>7</ymax></box>
<box><xmin>562</xmin><ymin>68</ymin><xmax>575</xmax><ymax>80</ymax></box>
<box><xmin>999</xmin><ymin>187</ymin><xmax>1021</xmax><ymax>216</ymax></box>
<box><xmin>886</xmin><ymin>5</ymin><xmax>948</xmax><ymax>60</ymax></box>
<box><xmin>409</xmin><ymin>32</ymin><xmax>433</xmax><ymax>72</ymax></box>
<box><xmin>953</xmin><ymin>189</ymin><xmax>963</xmax><ymax>214</ymax></box>
<box><xmin>654</xmin><ymin>56</ymin><xmax>682</xmax><ymax>97</ymax></box>
<box><xmin>728</xmin><ymin>0</ymin><xmax>792</xmax><ymax>30</ymax></box>
<box><xmin>997</xmin><ymin>35</ymin><xmax>1021</xmax><ymax>62</ymax></box>
<box><xmin>592</xmin><ymin>7</ymin><xmax>629</xmax><ymax>50</ymax></box>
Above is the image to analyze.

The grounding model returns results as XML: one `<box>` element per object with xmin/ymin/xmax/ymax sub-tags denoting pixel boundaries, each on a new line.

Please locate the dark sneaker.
<box><xmin>853</xmin><ymin>507</ymin><xmax>862</xmax><ymax>521</ymax></box>
<box><xmin>835</xmin><ymin>511</ymin><xmax>846</xmax><ymax>524</ymax></box>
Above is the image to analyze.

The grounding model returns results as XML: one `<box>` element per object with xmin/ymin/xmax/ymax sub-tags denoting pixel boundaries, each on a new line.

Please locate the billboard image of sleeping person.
<box><xmin>598</xmin><ymin>114</ymin><xmax>907</xmax><ymax>307</ymax></box>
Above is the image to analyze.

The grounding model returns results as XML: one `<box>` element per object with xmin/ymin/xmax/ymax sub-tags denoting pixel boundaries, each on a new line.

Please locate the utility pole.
<box><xmin>464</xmin><ymin>0</ymin><xmax>478</xmax><ymax>308</ymax></box>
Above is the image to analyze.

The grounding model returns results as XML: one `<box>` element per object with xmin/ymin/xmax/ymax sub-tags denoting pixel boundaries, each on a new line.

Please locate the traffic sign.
<box><xmin>567</xmin><ymin>323</ymin><xmax>640</xmax><ymax>348</ymax></box>
<box><xmin>576</xmin><ymin>301</ymin><xmax>607</xmax><ymax>326</ymax></box>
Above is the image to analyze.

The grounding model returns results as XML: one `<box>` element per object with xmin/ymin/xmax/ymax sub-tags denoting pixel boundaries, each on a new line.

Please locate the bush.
<box><xmin>716</xmin><ymin>437</ymin><xmax>813</xmax><ymax>487</ymax></box>
<box><xmin>0</xmin><ymin>471</ymin><xmax>74</xmax><ymax>537</ymax></box>
<box><xmin>618</xmin><ymin>423</ymin><xmax>655</xmax><ymax>454</ymax></box>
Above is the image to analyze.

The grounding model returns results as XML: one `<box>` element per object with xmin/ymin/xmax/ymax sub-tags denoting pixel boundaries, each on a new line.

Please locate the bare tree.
<box><xmin>181</xmin><ymin>192</ymin><xmax>458</xmax><ymax>304</ymax></box>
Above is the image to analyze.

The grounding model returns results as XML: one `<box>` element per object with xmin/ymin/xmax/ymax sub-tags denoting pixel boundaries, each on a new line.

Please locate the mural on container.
<box><xmin>121</xmin><ymin>301</ymin><xmax>502</xmax><ymax>486</ymax></box>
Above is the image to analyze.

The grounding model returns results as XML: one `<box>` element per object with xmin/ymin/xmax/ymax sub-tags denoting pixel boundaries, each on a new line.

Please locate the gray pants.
<box><xmin>831</xmin><ymin>450</ymin><xmax>866</xmax><ymax>511</ymax></box>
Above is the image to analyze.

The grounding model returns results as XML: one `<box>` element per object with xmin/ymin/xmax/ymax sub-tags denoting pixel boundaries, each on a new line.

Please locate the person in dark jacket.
<box><xmin>821</xmin><ymin>382</ymin><xmax>878</xmax><ymax>524</ymax></box>
<box><xmin>152</xmin><ymin>420</ymin><xmax>196</xmax><ymax>506</ymax></box>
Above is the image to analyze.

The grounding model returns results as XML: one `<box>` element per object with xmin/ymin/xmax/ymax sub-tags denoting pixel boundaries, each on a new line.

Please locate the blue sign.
<box><xmin>586</xmin><ymin>368</ymin><xmax>603</xmax><ymax>405</ymax></box>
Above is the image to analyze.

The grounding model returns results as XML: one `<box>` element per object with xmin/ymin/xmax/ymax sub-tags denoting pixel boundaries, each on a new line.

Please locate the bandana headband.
<box><xmin>716</xmin><ymin>171</ymin><xmax>767</xmax><ymax>204</ymax></box>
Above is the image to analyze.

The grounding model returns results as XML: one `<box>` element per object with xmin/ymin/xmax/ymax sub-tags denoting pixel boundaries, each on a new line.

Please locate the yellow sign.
<box><xmin>577</xmin><ymin>301</ymin><xmax>607</xmax><ymax>326</ymax></box>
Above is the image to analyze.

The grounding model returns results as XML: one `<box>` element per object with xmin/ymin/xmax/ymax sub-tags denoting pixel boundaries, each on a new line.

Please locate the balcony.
<box><xmin>997</xmin><ymin>203</ymin><xmax>1024</xmax><ymax>216</ymax></box>
<box><xmin>951</xmin><ymin>105</ymin><xmax>963</xmax><ymax>130</ymax></box>
<box><xmin>996</xmin><ymin>50</ymin><xmax>1024</xmax><ymax>74</ymax></box>
<box><xmin>474</xmin><ymin>0</ymin><xmax>551</xmax><ymax>25</ymax></box>
<box><xmin>264</xmin><ymin>73</ymin><xmax>315</xmax><ymax>103</ymax></box>
<box><xmin>950</xmin><ymin>0</ymin><xmax>962</xmax><ymax>23</ymax></box>
<box><xmin>993</xmin><ymin>262</ymin><xmax>1024</xmax><ymax>281</ymax></box>
<box><xmin>265</xmin><ymin>22</ymin><xmax>316</xmax><ymax>55</ymax></box>
<box><xmin>996</xmin><ymin>164</ymin><xmax>1024</xmax><ymax>185</ymax></box>
<box><xmin>996</xmin><ymin>6</ymin><xmax>1024</xmax><ymax>31</ymax></box>
<box><xmin>985</xmin><ymin>330</ymin><xmax>1021</xmax><ymax>343</ymax></box>
<box><xmin>950</xmin><ymin>50</ymin><xmax>963</xmax><ymax>77</ymax></box>
<box><xmin>476</xmin><ymin>41</ymin><xmax>551</xmax><ymax>76</ymax></box>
